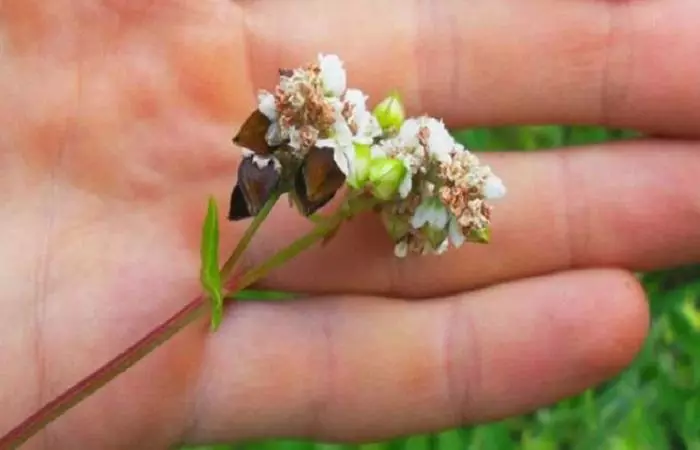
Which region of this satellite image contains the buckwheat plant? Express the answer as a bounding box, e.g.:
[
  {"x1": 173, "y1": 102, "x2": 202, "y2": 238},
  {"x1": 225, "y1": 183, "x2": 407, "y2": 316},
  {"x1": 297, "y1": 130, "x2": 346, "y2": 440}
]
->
[{"x1": 1, "y1": 53, "x2": 505, "y2": 448}]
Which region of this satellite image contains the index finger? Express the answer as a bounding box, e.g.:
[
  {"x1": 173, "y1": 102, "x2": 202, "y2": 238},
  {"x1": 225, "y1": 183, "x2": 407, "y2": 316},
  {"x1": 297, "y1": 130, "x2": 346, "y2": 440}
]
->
[{"x1": 240, "y1": 0, "x2": 700, "y2": 137}]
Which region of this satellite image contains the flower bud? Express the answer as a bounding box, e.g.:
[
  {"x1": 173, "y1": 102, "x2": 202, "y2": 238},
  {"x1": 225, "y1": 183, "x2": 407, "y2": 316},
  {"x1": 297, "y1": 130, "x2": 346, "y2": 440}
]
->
[
  {"x1": 381, "y1": 211, "x2": 410, "y2": 241},
  {"x1": 467, "y1": 227, "x2": 491, "y2": 244},
  {"x1": 367, "y1": 157, "x2": 408, "y2": 201},
  {"x1": 346, "y1": 143, "x2": 372, "y2": 189},
  {"x1": 372, "y1": 91, "x2": 406, "y2": 134}
]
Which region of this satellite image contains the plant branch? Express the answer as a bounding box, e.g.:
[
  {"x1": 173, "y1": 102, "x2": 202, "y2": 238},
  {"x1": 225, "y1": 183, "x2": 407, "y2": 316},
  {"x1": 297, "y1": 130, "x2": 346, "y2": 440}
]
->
[{"x1": 220, "y1": 193, "x2": 280, "y2": 281}]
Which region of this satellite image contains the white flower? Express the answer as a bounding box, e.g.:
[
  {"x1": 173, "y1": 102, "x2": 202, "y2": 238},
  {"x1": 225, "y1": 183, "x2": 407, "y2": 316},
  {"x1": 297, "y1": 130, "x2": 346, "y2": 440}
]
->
[
  {"x1": 345, "y1": 89, "x2": 368, "y2": 117},
  {"x1": 448, "y1": 216, "x2": 466, "y2": 248},
  {"x1": 394, "y1": 241, "x2": 409, "y2": 258},
  {"x1": 318, "y1": 53, "x2": 347, "y2": 97},
  {"x1": 399, "y1": 117, "x2": 454, "y2": 163},
  {"x1": 411, "y1": 197, "x2": 449, "y2": 230},
  {"x1": 483, "y1": 174, "x2": 507, "y2": 199},
  {"x1": 434, "y1": 239, "x2": 450, "y2": 255},
  {"x1": 257, "y1": 91, "x2": 277, "y2": 121},
  {"x1": 344, "y1": 89, "x2": 382, "y2": 144}
]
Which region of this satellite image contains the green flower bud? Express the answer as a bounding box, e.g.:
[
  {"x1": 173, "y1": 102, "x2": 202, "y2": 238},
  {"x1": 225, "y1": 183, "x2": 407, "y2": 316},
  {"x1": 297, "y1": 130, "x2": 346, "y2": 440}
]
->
[
  {"x1": 372, "y1": 91, "x2": 406, "y2": 134},
  {"x1": 381, "y1": 210, "x2": 410, "y2": 241},
  {"x1": 368, "y1": 157, "x2": 407, "y2": 201},
  {"x1": 467, "y1": 227, "x2": 491, "y2": 244},
  {"x1": 423, "y1": 226, "x2": 449, "y2": 248},
  {"x1": 346, "y1": 143, "x2": 372, "y2": 189}
]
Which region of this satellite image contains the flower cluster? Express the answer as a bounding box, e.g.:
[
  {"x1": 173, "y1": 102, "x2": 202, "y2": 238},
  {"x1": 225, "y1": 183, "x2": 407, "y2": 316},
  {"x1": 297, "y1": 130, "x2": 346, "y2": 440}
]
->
[{"x1": 229, "y1": 53, "x2": 506, "y2": 257}]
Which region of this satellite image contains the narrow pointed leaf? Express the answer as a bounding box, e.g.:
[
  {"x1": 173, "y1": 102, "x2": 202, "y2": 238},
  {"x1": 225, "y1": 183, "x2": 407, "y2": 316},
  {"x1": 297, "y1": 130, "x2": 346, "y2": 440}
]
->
[{"x1": 200, "y1": 196, "x2": 224, "y2": 330}]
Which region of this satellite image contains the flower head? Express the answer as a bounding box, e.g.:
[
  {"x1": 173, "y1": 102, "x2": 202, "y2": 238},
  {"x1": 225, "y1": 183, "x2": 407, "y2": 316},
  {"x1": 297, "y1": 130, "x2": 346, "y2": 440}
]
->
[
  {"x1": 229, "y1": 54, "x2": 383, "y2": 219},
  {"x1": 228, "y1": 53, "x2": 506, "y2": 259}
]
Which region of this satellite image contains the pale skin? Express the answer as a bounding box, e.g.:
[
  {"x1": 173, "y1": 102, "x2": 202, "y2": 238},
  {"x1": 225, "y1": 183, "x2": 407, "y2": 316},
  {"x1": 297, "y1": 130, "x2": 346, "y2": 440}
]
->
[{"x1": 2, "y1": 0, "x2": 700, "y2": 448}]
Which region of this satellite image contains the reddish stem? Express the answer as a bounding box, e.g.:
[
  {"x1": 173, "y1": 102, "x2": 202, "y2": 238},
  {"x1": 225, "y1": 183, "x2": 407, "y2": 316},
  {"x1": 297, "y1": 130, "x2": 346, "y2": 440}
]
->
[{"x1": 0, "y1": 296, "x2": 208, "y2": 449}]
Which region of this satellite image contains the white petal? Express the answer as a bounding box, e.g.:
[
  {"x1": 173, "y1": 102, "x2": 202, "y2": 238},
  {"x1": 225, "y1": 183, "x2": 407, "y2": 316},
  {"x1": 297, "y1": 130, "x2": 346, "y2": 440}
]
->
[
  {"x1": 265, "y1": 123, "x2": 284, "y2": 146},
  {"x1": 318, "y1": 53, "x2": 347, "y2": 97},
  {"x1": 398, "y1": 168, "x2": 413, "y2": 199},
  {"x1": 332, "y1": 144, "x2": 353, "y2": 176},
  {"x1": 394, "y1": 241, "x2": 408, "y2": 258},
  {"x1": 257, "y1": 91, "x2": 277, "y2": 121},
  {"x1": 483, "y1": 175, "x2": 507, "y2": 199},
  {"x1": 344, "y1": 89, "x2": 368, "y2": 116},
  {"x1": 411, "y1": 198, "x2": 449, "y2": 230},
  {"x1": 434, "y1": 239, "x2": 450, "y2": 255},
  {"x1": 315, "y1": 138, "x2": 336, "y2": 149},
  {"x1": 410, "y1": 204, "x2": 430, "y2": 229},
  {"x1": 371, "y1": 144, "x2": 387, "y2": 159},
  {"x1": 252, "y1": 155, "x2": 273, "y2": 169},
  {"x1": 425, "y1": 119, "x2": 455, "y2": 162},
  {"x1": 398, "y1": 118, "x2": 421, "y2": 143},
  {"x1": 448, "y1": 216, "x2": 466, "y2": 248}
]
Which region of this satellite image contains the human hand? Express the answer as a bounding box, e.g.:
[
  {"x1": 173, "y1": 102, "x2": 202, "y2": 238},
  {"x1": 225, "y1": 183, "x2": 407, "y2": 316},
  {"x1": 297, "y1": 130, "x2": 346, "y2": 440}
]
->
[{"x1": 3, "y1": 1, "x2": 699, "y2": 448}]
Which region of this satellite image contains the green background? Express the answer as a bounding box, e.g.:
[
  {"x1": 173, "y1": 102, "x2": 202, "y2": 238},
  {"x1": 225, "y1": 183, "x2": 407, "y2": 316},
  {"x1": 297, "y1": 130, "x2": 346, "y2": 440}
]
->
[{"x1": 185, "y1": 126, "x2": 700, "y2": 450}]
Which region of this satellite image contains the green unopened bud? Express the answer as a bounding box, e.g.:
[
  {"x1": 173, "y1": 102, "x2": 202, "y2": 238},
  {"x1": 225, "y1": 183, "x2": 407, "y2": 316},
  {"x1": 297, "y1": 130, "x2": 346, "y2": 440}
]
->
[
  {"x1": 423, "y1": 226, "x2": 448, "y2": 248},
  {"x1": 467, "y1": 227, "x2": 491, "y2": 244},
  {"x1": 346, "y1": 143, "x2": 372, "y2": 189},
  {"x1": 381, "y1": 210, "x2": 410, "y2": 241},
  {"x1": 368, "y1": 157, "x2": 407, "y2": 201},
  {"x1": 372, "y1": 91, "x2": 406, "y2": 134}
]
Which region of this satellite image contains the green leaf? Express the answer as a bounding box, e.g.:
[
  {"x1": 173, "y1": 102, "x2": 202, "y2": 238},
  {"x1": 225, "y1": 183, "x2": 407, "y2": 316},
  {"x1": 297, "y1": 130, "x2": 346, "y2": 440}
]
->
[{"x1": 200, "y1": 196, "x2": 224, "y2": 331}]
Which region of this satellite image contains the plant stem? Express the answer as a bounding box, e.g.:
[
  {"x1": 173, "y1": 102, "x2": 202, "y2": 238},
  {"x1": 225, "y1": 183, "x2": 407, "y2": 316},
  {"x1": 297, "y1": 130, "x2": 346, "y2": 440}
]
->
[
  {"x1": 236, "y1": 213, "x2": 343, "y2": 289},
  {"x1": 220, "y1": 194, "x2": 280, "y2": 282},
  {"x1": 0, "y1": 297, "x2": 208, "y2": 449},
  {"x1": 0, "y1": 195, "x2": 375, "y2": 449}
]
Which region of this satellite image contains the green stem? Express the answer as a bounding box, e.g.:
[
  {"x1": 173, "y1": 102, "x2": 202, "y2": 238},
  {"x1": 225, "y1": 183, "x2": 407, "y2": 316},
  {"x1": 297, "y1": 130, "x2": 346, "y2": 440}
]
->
[
  {"x1": 220, "y1": 193, "x2": 280, "y2": 281},
  {"x1": 236, "y1": 214, "x2": 343, "y2": 291},
  {"x1": 231, "y1": 194, "x2": 378, "y2": 294}
]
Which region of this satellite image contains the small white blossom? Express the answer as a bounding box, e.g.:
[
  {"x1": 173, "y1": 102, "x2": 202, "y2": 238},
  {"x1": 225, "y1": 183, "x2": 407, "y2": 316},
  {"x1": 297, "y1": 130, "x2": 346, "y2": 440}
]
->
[
  {"x1": 399, "y1": 117, "x2": 454, "y2": 163},
  {"x1": 394, "y1": 241, "x2": 409, "y2": 258},
  {"x1": 483, "y1": 174, "x2": 507, "y2": 199},
  {"x1": 318, "y1": 53, "x2": 347, "y2": 97},
  {"x1": 398, "y1": 164, "x2": 413, "y2": 198},
  {"x1": 257, "y1": 91, "x2": 277, "y2": 121},
  {"x1": 411, "y1": 197, "x2": 449, "y2": 230},
  {"x1": 448, "y1": 216, "x2": 466, "y2": 248},
  {"x1": 345, "y1": 89, "x2": 368, "y2": 117}
]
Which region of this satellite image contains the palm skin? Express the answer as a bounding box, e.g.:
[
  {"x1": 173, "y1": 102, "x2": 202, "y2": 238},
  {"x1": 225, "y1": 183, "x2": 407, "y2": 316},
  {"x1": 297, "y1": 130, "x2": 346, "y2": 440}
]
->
[{"x1": 4, "y1": 0, "x2": 700, "y2": 449}]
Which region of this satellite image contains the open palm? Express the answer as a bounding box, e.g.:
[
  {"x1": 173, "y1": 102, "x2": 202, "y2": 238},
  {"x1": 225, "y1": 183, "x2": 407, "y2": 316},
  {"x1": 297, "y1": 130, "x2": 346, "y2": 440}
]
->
[{"x1": 3, "y1": 1, "x2": 700, "y2": 449}]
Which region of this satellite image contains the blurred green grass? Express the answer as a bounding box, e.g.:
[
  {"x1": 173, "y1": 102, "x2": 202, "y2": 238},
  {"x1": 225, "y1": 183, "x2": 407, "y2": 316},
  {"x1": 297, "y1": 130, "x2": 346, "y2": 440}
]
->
[{"x1": 183, "y1": 126, "x2": 700, "y2": 450}]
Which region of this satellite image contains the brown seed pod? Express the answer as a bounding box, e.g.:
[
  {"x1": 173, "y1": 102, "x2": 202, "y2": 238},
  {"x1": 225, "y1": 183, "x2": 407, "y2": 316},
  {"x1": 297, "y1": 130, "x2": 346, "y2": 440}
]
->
[
  {"x1": 228, "y1": 157, "x2": 280, "y2": 221},
  {"x1": 232, "y1": 110, "x2": 275, "y2": 156},
  {"x1": 291, "y1": 146, "x2": 345, "y2": 216}
]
